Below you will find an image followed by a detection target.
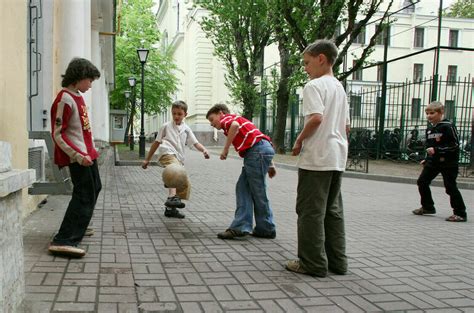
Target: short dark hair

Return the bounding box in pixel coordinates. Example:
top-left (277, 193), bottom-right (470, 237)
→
top-left (61, 58), bottom-right (101, 87)
top-left (172, 100), bottom-right (188, 113)
top-left (303, 40), bottom-right (338, 65)
top-left (206, 103), bottom-right (230, 119)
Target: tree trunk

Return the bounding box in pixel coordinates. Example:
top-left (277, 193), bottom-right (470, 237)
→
top-left (273, 42), bottom-right (293, 154)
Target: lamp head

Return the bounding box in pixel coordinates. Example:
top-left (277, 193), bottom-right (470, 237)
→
top-left (137, 48), bottom-right (149, 64)
top-left (128, 77), bottom-right (136, 87)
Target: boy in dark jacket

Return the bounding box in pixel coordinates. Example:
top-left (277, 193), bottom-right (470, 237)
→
top-left (413, 101), bottom-right (467, 222)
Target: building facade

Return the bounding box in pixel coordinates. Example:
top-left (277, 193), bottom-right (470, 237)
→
top-left (1, 0), bottom-right (116, 216)
top-left (151, 0), bottom-right (472, 146)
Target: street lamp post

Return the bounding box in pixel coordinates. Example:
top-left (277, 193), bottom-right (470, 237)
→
top-left (137, 48), bottom-right (149, 158)
top-left (123, 90), bottom-right (131, 146)
top-left (128, 77), bottom-right (136, 151)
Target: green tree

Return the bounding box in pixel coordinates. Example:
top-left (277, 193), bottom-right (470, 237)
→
top-left (112, 0), bottom-right (178, 139)
top-left (269, 0), bottom-right (395, 153)
top-left (196, 0), bottom-right (273, 119)
top-left (445, 0), bottom-right (474, 18)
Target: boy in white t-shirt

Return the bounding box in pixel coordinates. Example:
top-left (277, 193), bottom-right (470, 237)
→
top-left (142, 101), bottom-right (209, 218)
top-left (286, 40), bottom-right (350, 277)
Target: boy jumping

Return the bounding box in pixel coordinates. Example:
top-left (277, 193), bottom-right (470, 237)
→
top-left (142, 101), bottom-right (209, 218)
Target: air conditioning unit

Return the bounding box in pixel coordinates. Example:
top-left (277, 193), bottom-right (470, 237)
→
top-left (28, 146), bottom-right (45, 182)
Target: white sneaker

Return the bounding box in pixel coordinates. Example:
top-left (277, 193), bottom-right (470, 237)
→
top-left (48, 244), bottom-right (86, 257)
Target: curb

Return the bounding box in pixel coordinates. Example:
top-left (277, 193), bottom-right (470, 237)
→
top-left (208, 150), bottom-right (474, 190)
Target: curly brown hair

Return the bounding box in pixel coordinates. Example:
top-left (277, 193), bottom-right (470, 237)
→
top-left (61, 58), bottom-right (101, 87)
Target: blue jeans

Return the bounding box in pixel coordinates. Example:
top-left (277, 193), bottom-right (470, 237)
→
top-left (229, 140), bottom-right (276, 235)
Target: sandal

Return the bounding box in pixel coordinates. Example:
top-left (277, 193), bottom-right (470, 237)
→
top-left (445, 215), bottom-right (467, 222)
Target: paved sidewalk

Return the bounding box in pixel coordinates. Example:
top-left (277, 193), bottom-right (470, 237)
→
top-left (22, 148), bottom-right (474, 312)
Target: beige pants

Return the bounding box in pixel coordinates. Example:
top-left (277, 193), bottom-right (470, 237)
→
top-left (159, 154), bottom-right (191, 200)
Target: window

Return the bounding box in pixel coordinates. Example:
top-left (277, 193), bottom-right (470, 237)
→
top-left (353, 27), bottom-right (366, 44)
top-left (413, 63), bottom-right (423, 82)
top-left (352, 60), bottom-right (363, 80)
top-left (350, 95), bottom-right (362, 117)
top-left (377, 64), bottom-right (385, 81)
top-left (411, 98), bottom-right (421, 119)
top-left (449, 29), bottom-right (459, 47)
top-left (447, 65), bottom-right (457, 85)
top-left (375, 25), bottom-right (391, 46)
top-left (414, 28), bottom-right (424, 48)
top-left (445, 100), bottom-right (456, 120)
top-left (113, 116), bottom-right (124, 129)
top-left (403, 0), bottom-right (415, 13)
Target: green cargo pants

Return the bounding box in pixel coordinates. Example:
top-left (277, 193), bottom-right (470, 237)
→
top-left (296, 169), bottom-right (347, 276)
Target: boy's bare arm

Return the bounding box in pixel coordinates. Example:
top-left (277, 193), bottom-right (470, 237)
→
top-left (292, 113), bottom-right (323, 156)
top-left (194, 143), bottom-right (210, 159)
top-left (142, 141), bottom-right (160, 169)
top-left (221, 121), bottom-right (239, 160)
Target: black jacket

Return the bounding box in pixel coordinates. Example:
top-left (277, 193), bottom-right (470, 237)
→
top-left (424, 119), bottom-right (460, 168)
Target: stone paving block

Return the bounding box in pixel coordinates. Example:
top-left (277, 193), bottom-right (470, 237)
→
top-left (98, 294), bottom-right (137, 303)
top-left (176, 292), bottom-right (215, 302)
top-left (180, 302), bottom-right (203, 313)
top-left (78, 286), bottom-right (97, 302)
top-left (376, 300), bottom-right (417, 311)
top-left (329, 296), bottom-right (366, 312)
top-left (138, 302), bottom-right (179, 312)
top-left (220, 300), bottom-right (260, 310)
top-left (53, 302), bottom-right (96, 312)
top-left (345, 295), bottom-right (383, 311)
top-left (56, 286), bottom-right (78, 301)
top-left (275, 298), bottom-right (306, 312)
top-left (26, 272), bottom-right (45, 285)
top-left (397, 292), bottom-right (435, 309)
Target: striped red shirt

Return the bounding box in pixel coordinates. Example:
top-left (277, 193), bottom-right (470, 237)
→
top-left (51, 89), bottom-right (98, 167)
top-left (220, 114), bottom-right (271, 157)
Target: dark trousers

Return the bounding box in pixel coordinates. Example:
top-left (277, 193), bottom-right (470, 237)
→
top-left (53, 160), bottom-right (102, 246)
top-left (417, 165), bottom-right (466, 218)
top-left (296, 169), bottom-right (347, 276)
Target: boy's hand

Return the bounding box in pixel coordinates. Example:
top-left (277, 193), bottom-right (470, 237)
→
top-left (82, 155), bottom-right (93, 166)
top-left (268, 167), bottom-right (276, 178)
top-left (203, 150), bottom-right (210, 159)
top-left (141, 160), bottom-right (149, 169)
top-left (420, 159), bottom-right (426, 165)
top-left (220, 147), bottom-right (229, 160)
top-left (292, 141), bottom-right (302, 156)
top-left (426, 147), bottom-right (435, 155)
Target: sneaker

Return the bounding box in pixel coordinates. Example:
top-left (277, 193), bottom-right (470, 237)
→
top-left (251, 231), bottom-right (276, 239)
top-left (285, 259), bottom-right (326, 277)
top-left (48, 243), bottom-right (86, 258)
top-left (84, 227), bottom-right (94, 236)
top-left (217, 229), bottom-right (248, 240)
top-left (165, 196), bottom-right (185, 208)
top-left (445, 214), bottom-right (467, 222)
top-left (412, 207), bottom-right (436, 215)
top-left (164, 207), bottom-right (185, 219)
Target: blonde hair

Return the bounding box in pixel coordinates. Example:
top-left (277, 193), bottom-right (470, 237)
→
top-left (425, 101), bottom-right (444, 113)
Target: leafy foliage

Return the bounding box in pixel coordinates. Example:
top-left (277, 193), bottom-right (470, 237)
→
top-left (196, 0), bottom-right (273, 119)
top-left (111, 0), bottom-right (178, 115)
top-left (445, 0), bottom-right (474, 18)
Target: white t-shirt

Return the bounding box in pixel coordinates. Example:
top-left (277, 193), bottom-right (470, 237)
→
top-left (297, 75), bottom-right (350, 171)
top-left (155, 121), bottom-right (199, 163)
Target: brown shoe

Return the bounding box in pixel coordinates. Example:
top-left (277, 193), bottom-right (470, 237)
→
top-left (445, 214), bottom-right (467, 222)
top-left (412, 207), bottom-right (436, 215)
top-left (217, 229), bottom-right (248, 240)
top-left (285, 259), bottom-right (326, 277)
top-left (48, 244), bottom-right (86, 258)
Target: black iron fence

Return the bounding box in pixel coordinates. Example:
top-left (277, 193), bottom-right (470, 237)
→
top-left (254, 75), bottom-right (473, 174)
